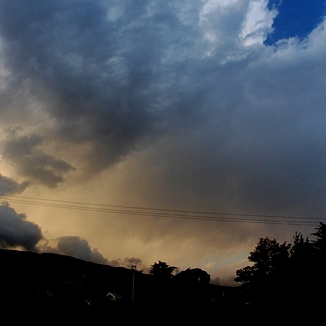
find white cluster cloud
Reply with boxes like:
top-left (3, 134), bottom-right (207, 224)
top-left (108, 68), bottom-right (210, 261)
top-left (240, 0), bottom-right (277, 46)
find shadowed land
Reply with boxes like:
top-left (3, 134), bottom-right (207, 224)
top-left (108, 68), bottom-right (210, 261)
top-left (1, 222), bottom-right (325, 324)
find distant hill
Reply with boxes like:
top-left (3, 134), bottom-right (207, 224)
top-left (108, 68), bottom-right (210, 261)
top-left (0, 248), bottom-right (139, 300)
top-left (0, 249), bottom-right (245, 324)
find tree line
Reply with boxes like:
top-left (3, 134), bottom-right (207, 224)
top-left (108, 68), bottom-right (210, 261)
top-left (234, 222), bottom-right (326, 322)
top-left (1, 222), bottom-right (324, 323)
top-left (147, 222), bottom-right (326, 322)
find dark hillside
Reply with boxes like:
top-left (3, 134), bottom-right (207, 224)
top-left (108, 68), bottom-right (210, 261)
top-left (0, 249), bottom-right (146, 322)
top-left (0, 249), bottom-right (245, 324)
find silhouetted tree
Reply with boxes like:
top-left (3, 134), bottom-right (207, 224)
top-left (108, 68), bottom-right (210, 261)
top-left (171, 268), bottom-right (211, 316)
top-left (311, 222), bottom-right (326, 254)
top-left (235, 237), bottom-right (291, 284)
top-left (310, 222), bottom-right (326, 311)
top-left (234, 237), bottom-right (291, 316)
top-left (291, 232), bottom-right (311, 257)
top-left (150, 261), bottom-right (177, 280)
top-left (234, 224), bottom-right (326, 321)
top-left (289, 231), bottom-right (314, 274)
top-left (174, 268), bottom-right (210, 285)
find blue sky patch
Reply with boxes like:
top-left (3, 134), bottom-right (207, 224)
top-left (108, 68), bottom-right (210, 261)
top-left (265, 0), bottom-right (326, 45)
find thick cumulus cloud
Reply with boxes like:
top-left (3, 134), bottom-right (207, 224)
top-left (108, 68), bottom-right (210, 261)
top-left (0, 203), bottom-right (42, 250)
top-left (0, 0), bottom-right (325, 279)
top-left (0, 174), bottom-right (40, 250)
top-left (55, 236), bottom-right (109, 265)
top-left (40, 235), bottom-right (144, 268)
top-left (0, 203), bottom-right (114, 265)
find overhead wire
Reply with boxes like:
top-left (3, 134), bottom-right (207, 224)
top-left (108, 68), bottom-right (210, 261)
top-left (0, 194), bottom-right (324, 226)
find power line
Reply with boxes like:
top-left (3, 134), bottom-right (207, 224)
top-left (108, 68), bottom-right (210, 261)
top-left (0, 194), bottom-right (324, 226)
top-left (0, 194), bottom-right (320, 219)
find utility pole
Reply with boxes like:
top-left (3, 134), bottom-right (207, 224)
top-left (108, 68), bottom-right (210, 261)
top-left (131, 265), bottom-right (137, 306)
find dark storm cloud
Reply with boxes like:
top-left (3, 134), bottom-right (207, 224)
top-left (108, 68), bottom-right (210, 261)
top-left (0, 202), bottom-right (42, 250)
top-left (1, 131), bottom-right (75, 188)
top-left (0, 0), bottom-right (203, 173)
top-left (0, 174), bottom-right (29, 195)
top-left (55, 236), bottom-right (109, 265)
top-left (0, 0), bottom-right (325, 222)
top-left (0, 0), bottom-right (250, 176)
top-left (0, 203), bottom-right (112, 263)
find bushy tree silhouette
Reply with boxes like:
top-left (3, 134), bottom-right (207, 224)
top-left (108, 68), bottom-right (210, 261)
top-left (174, 268), bottom-right (210, 285)
top-left (235, 223), bottom-right (326, 322)
top-left (311, 222), bottom-right (326, 253)
top-left (235, 237), bottom-right (291, 284)
top-left (149, 261), bottom-right (177, 280)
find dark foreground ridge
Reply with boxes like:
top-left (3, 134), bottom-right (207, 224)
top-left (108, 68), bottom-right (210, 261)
top-left (1, 220), bottom-right (325, 325)
top-left (0, 249), bottom-right (245, 324)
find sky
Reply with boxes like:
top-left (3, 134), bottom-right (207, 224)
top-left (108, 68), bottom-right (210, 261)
top-left (0, 0), bottom-right (326, 285)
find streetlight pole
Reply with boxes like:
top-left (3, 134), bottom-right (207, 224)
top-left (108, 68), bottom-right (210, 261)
top-left (131, 265), bottom-right (136, 306)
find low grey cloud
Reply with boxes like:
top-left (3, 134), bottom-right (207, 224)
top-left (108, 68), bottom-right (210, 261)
top-left (0, 203), bottom-right (42, 250)
top-left (55, 236), bottom-right (109, 265)
top-left (0, 202), bottom-right (120, 267)
top-left (0, 173), bottom-right (29, 195)
top-left (36, 234), bottom-right (144, 269)
top-left (1, 132), bottom-right (75, 188)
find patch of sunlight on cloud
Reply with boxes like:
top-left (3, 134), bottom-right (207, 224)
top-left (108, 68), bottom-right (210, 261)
top-left (240, 0), bottom-right (277, 46)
